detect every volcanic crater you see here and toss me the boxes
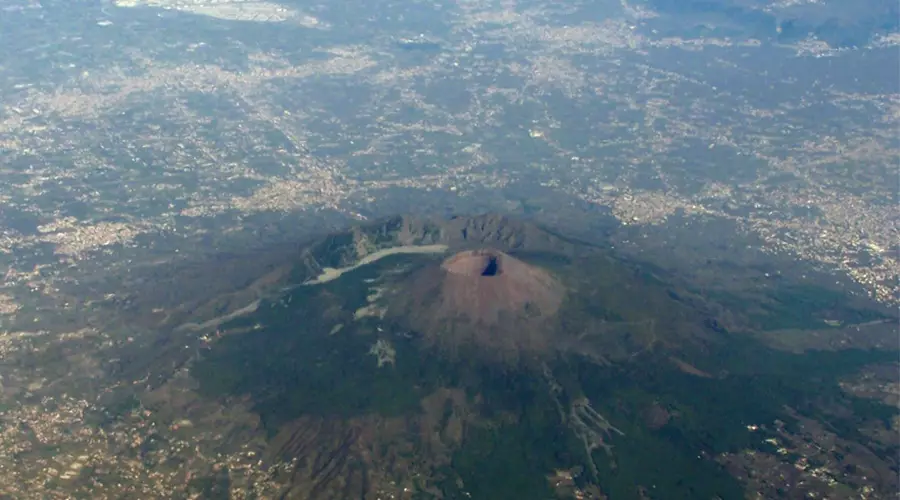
[442,249,504,277]
[386,248,566,362]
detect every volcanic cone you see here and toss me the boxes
[387,249,565,363]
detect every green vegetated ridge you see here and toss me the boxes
[706,283,891,331]
[193,253,447,429]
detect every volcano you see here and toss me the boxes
[385,248,566,363]
[144,213,897,500]
[438,249,565,322]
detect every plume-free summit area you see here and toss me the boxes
[96,213,896,499]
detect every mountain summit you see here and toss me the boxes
[386,248,566,363]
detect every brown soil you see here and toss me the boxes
[387,249,566,363]
[439,249,564,323]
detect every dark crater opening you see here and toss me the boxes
[481,256,500,276]
[443,250,505,277]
